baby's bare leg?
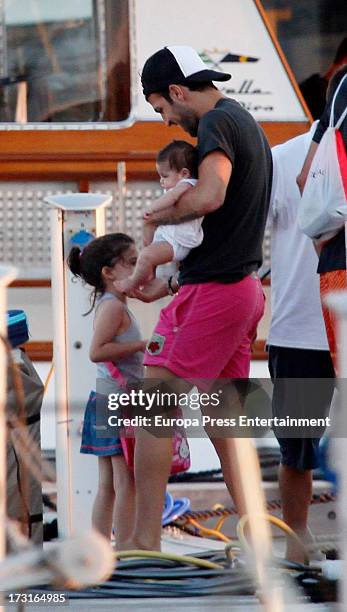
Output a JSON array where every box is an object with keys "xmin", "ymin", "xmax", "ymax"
[
  {"xmin": 115, "ymin": 241, "xmax": 174, "ymax": 293},
  {"xmin": 143, "ymin": 223, "xmax": 156, "ymax": 247}
]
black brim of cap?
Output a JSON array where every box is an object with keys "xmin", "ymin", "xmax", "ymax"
[
  {"xmin": 185, "ymin": 69, "xmax": 231, "ymax": 83},
  {"xmin": 142, "ymin": 69, "xmax": 231, "ymax": 97}
]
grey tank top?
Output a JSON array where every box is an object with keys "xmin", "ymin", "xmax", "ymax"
[{"xmin": 95, "ymin": 292, "xmax": 144, "ymax": 396}]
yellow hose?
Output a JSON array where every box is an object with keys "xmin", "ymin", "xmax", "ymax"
[
  {"xmin": 114, "ymin": 549, "xmax": 223, "ymax": 569},
  {"xmin": 187, "ymin": 517, "xmax": 232, "ymax": 544},
  {"xmin": 215, "ymin": 515, "xmax": 229, "ymax": 532},
  {"xmin": 114, "ymin": 514, "xmax": 310, "ymax": 570},
  {"xmin": 237, "ymin": 513, "xmax": 309, "ymax": 565},
  {"xmin": 211, "ymin": 504, "xmax": 230, "ymax": 533}
]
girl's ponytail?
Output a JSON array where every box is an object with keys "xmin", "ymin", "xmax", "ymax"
[{"xmin": 67, "ymin": 246, "xmax": 82, "ymax": 277}]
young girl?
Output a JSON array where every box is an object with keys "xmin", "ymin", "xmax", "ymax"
[{"xmin": 67, "ymin": 233, "xmax": 146, "ymax": 548}]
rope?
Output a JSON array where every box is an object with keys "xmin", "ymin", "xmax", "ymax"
[
  {"xmin": 171, "ymin": 492, "xmax": 337, "ymax": 553},
  {"xmin": 177, "ymin": 491, "xmax": 336, "ymax": 524}
]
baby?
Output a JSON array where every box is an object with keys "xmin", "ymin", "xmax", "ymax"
[{"xmin": 115, "ymin": 140, "xmax": 203, "ymax": 294}]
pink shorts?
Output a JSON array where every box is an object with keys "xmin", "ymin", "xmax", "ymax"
[{"xmin": 144, "ymin": 274, "xmax": 265, "ymax": 388}]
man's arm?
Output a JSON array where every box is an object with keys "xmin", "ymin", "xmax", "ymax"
[
  {"xmin": 130, "ymin": 277, "xmax": 173, "ymax": 302},
  {"xmin": 144, "ymin": 151, "xmax": 232, "ymax": 226},
  {"xmin": 296, "ymin": 141, "xmax": 318, "ymax": 194}
]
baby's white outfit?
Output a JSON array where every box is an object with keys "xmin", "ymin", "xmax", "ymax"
[{"xmin": 152, "ymin": 178, "xmax": 204, "ymax": 261}]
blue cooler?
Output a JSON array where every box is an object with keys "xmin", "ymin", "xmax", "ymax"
[{"xmin": 7, "ymin": 310, "xmax": 29, "ymax": 348}]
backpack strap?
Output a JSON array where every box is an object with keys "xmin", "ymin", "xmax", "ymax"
[
  {"xmin": 329, "ymin": 73, "xmax": 347, "ymax": 129},
  {"xmin": 105, "ymin": 362, "xmax": 128, "ymax": 390},
  {"xmin": 335, "ymin": 104, "xmax": 347, "ymax": 130}
]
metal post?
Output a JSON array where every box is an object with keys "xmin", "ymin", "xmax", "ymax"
[
  {"xmin": 95, "ymin": 0, "xmax": 108, "ymax": 120},
  {"xmin": 117, "ymin": 161, "xmax": 127, "ymax": 231},
  {"xmin": 0, "ymin": 0, "xmax": 7, "ymax": 79},
  {"xmin": 322, "ymin": 216, "xmax": 347, "ymax": 607},
  {"xmin": 45, "ymin": 193, "xmax": 111, "ymax": 537},
  {"xmin": 324, "ymin": 290, "xmax": 347, "ymax": 610}
]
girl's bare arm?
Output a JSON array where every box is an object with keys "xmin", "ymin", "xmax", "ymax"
[{"xmin": 89, "ymin": 300, "xmax": 146, "ymax": 362}]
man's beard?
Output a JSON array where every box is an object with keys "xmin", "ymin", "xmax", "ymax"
[
  {"xmin": 186, "ymin": 121, "xmax": 199, "ymax": 137},
  {"xmin": 179, "ymin": 112, "xmax": 199, "ymax": 137}
]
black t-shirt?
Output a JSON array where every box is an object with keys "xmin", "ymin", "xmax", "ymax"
[
  {"xmin": 299, "ymin": 73, "xmax": 328, "ymax": 120},
  {"xmin": 178, "ymin": 98, "xmax": 273, "ymax": 285},
  {"xmin": 314, "ymin": 77, "xmax": 347, "ymax": 274}
]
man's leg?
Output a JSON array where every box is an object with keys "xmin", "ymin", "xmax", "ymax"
[
  {"xmin": 128, "ymin": 371, "xmax": 258, "ymax": 548},
  {"xmin": 202, "ymin": 382, "xmax": 274, "ymax": 569},
  {"xmin": 131, "ymin": 277, "xmax": 265, "ymax": 549},
  {"xmin": 125, "ymin": 366, "xmax": 186, "ymax": 551},
  {"xmin": 201, "ymin": 381, "xmax": 253, "ymax": 517},
  {"xmin": 204, "ymin": 295, "xmax": 266, "ymax": 518},
  {"xmin": 129, "ymin": 427, "xmax": 173, "ymax": 550},
  {"xmin": 209, "ymin": 437, "xmax": 262, "ymax": 518},
  {"xmin": 279, "ymin": 463, "xmax": 312, "ymax": 563},
  {"xmin": 268, "ymin": 345, "xmax": 335, "ymax": 563}
]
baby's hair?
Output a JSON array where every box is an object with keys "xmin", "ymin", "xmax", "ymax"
[
  {"xmin": 67, "ymin": 232, "xmax": 134, "ymax": 314},
  {"xmin": 157, "ymin": 140, "xmax": 198, "ymax": 178}
]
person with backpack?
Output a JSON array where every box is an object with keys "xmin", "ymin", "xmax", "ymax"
[
  {"xmin": 299, "ymin": 36, "xmax": 347, "ymax": 120},
  {"xmin": 298, "ymin": 66, "xmax": 347, "ymax": 369}
]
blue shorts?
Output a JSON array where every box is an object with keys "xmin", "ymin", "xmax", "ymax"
[
  {"xmin": 268, "ymin": 346, "xmax": 335, "ymax": 470},
  {"xmin": 80, "ymin": 391, "xmax": 123, "ymax": 457}
]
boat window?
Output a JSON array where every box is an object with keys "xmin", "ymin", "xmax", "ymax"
[
  {"xmin": 0, "ymin": 0, "xmax": 130, "ymax": 124},
  {"xmin": 262, "ymin": 1, "xmax": 346, "ymax": 87}
]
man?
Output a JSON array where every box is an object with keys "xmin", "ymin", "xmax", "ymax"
[
  {"xmin": 298, "ymin": 65, "xmax": 347, "ymax": 369},
  {"xmin": 268, "ymin": 125, "xmax": 335, "ymax": 563},
  {"xmin": 123, "ymin": 46, "xmax": 272, "ymax": 551}
]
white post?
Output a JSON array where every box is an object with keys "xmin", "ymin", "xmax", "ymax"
[
  {"xmin": 324, "ymin": 290, "xmax": 347, "ymax": 610},
  {"xmin": 0, "ymin": 265, "xmax": 17, "ymax": 611},
  {"xmin": 327, "ymin": 213, "xmax": 347, "ymax": 610},
  {"xmin": 117, "ymin": 161, "xmax": 127, "ymax": 232},
  {"xmin": 45, "ymin": 194, "xmax": 111, "ymax": 537}
]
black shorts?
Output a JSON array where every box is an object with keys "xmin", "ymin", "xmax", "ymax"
[{"xmin": 268, "ymin": 345, "xmax": 335, "ymax": 470}]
